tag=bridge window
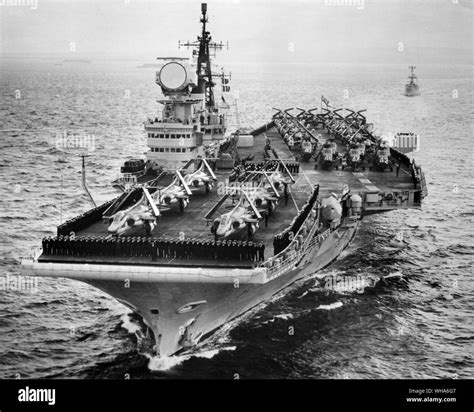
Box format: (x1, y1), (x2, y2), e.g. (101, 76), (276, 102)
(165, 134), (169, 139)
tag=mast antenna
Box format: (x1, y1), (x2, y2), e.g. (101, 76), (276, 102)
(178, 3), (228, 109)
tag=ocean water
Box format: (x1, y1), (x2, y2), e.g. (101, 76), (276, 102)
(0, 60), (472, 379)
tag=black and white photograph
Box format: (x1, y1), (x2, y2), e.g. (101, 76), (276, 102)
(0, 0), (472, 410)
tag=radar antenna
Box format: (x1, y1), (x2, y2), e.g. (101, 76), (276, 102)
(178, 3), (228, 108)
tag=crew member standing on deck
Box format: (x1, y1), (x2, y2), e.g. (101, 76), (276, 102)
(151, 240), (157, 262)
(144, 219), (152, 237)
(247, 222), (253, 240)
(267, 199), (273, 217)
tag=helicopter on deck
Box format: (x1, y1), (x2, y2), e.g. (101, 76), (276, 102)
(300, 136), (318, 162)
(342, 141), (366, 171)
(314, 140), (340, 170)
(370, 141), (393, 172)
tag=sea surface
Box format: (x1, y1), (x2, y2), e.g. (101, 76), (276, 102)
(0, 60), (472, 379)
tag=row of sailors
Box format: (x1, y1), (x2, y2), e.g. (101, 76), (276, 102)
(272, 207), (318, 255)
(57, 198), (116, 236)
(241, 162), (278, 173)
(242, 161), (300, 174)
(230, 162), (278, 182)
(151, 239), (265, 262)
(273, 231), (293, 256)
(281, 162), (300, 174)
(273, 186), (319, 255)
(42, 236), (266, 262)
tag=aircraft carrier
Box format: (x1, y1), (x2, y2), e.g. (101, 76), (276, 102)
(21, 3), (427, 358)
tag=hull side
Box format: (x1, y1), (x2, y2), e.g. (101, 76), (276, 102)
(85, 224), (358, 356)
(404, 84), (420, 96)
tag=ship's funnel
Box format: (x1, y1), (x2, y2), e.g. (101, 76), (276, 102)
(201, 3), (207, 14)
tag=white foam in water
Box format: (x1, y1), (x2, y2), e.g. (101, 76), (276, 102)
(316, 301), (343, 310)
(382, 271), (403, 279)
(120, 312), (141, 334)
(274, 313), (294, 320)
(147, 346), (237, 371)
(261, 313), (296, 324)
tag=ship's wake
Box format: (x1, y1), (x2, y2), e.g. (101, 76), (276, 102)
(146, 346), (237, 372)
(119, 310), (239, 372)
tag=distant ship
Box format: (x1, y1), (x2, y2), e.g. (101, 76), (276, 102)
(404, 66), (420, 96)
(22, 3), (427, 359)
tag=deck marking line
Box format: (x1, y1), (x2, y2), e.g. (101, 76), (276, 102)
(365, 185), (380, 192)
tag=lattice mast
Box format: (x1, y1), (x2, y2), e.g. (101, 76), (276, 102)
(179, 3), (228, 109)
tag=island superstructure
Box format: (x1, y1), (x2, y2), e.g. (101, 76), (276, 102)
(124, 2), (231, 179)
(21, 3), (427, 358)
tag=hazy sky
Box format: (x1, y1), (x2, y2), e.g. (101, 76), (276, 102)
(0, 0), (472, 63)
